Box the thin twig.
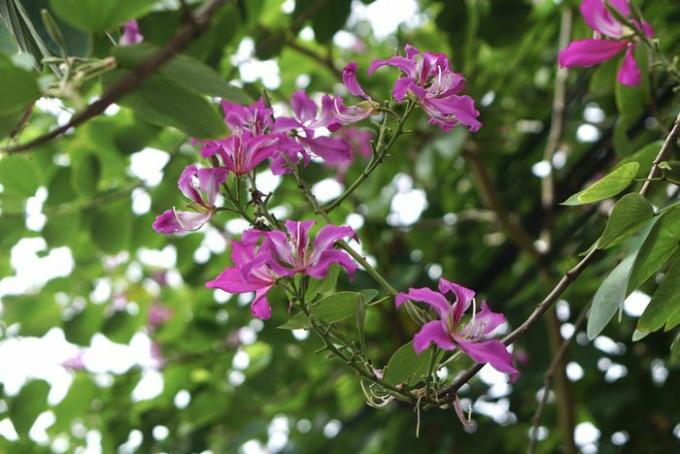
[437,112,680,399]
[1,0,228,154]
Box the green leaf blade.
[562,162,639,206]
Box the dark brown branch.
[1,0,228,154]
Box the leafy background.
[0,0,680,452]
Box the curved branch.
[1,0,228,155]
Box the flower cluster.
[206,221,356,319]
[397,278,518,380]
[559,0,653,86]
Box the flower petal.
[307,249,357,279]
[368,56,415,76]
[617,46,641,86]
[558,39,626,68]
[392,77,414,102]
[343,62,368,98]
[177,165,202,204]
[395,287,451,321]
[252,289,272,319]
[413,321,455,354]
[312,224,355,254]
[152,209,183,234]
[174,209,211,231]
[438,278,475,325]
[461,302,507,339]
[300,136,350,163]
[580,0,624,37]
[291,90,318,123]
[205,267,265,293]
[455,339,519,382]
[197,167,227,207]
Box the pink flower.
[206,231,278,319]
[206,221,357,319]
[558,0,653,86]
[271,91,351,173]
[199,132,278,176]
[220,98,274,135]
[326,128,373,180]
[120,20,143,45]
[396,278,518,381]
[263,220,357,279]
[331,63,380,126]
[152,165,227,234]
[368,45,482,132]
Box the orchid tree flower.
[271,91,351,174]
[120,20,143,45]
[332,63,380,126]
[558,0,653,86]
[368,44,482,132]
[326,127,374,181]
[220,98,274,135]
[263,220,357,279]
[206,231,277,319]
[152,165,226,234]
[199,132,278,176]
[396,277,518,381]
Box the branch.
[283,36,342,80]
[1,0,228,154]
[437,112,680,399]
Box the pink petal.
[617,46,641,86]
[368,56,415,77]
[395,288,451,321]
[461,302,507,339]
[174,209,211,231]
[413,321,455,354]
[205,267,265,293]
[438,278,475,325]
[307,249,357,280]
[291,90,318,123]
[252,289,272,319]
[580,0,624,37]
[177,165,202,205]
[455,339,519,382]
[301,136,350,163]
[558,39,626,68]
[120,20,143,45]
[152,209,183,234]
[392,77,414,102]
[342,62,368,98]
[312,224,355,254]
[197,167,227,207]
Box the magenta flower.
[148,302,172,329]
[332,63,380,126]
[368,45,482,132]
[120,20,143,45]
[220,98,274,135]
[199,132,278,176]
[207,221,357,319]
[206,231,278,319]
[264,220,357,279]
[396,278,518,381]
[558,0,653,86]
[152,165,227,234]
[271,91,350,173]
[326,127,373,180]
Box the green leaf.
[71,152,101,196]
[107,71,228,139]
[113,44,251,103]
[620,141,663,177]
[562,162,639,206]
[638,263,680,333]
[305,264,341,301]
[628,206,680,292]
[2,294,62,337]
[49,0,155,33]
[598,193,654,250]
[279,292,361,329]
[0,54,39,113]
[8,380,49,436]
[615,46,648,127]
[0,155,39,197]
[52,374,97,432]
[383,342,433,386]
[587,253,636,340]
[89,198,132,254]
[671,332,680,365]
